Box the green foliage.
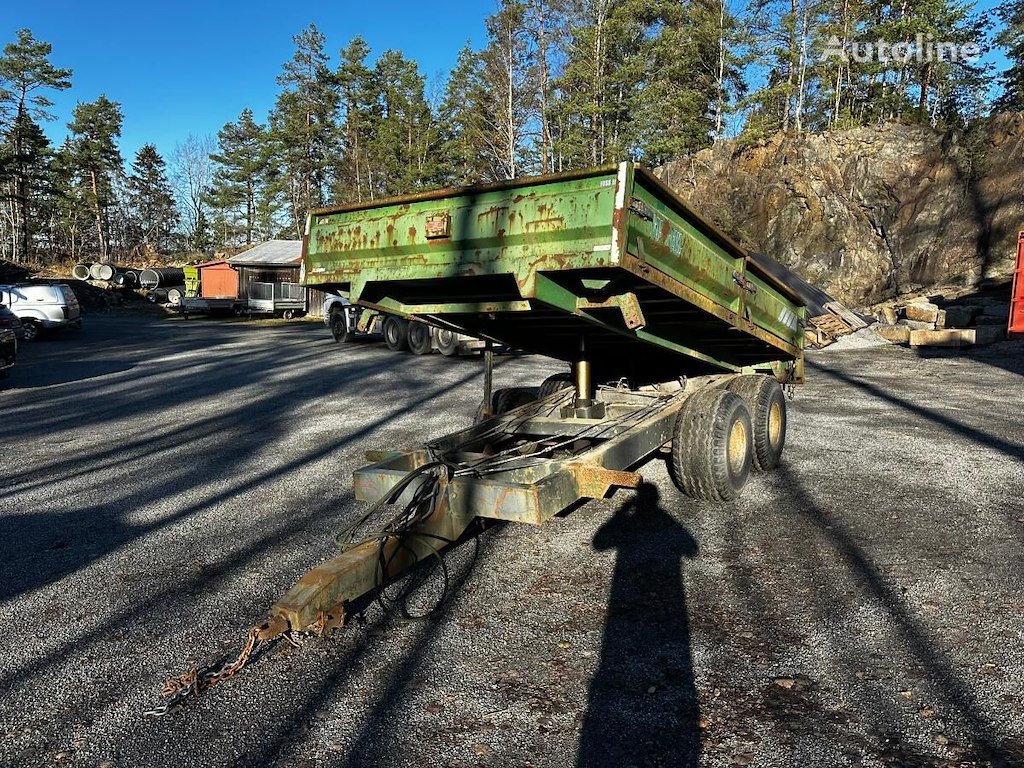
[128,144,176,253]
[333,36,375,202]
[367,51,444,196]
[742,0,989,135]
[269,24,339,235]
[0,28,71,261]
[439,43,495,184]
[208,109,275,245]
[67,95,123,257]
[0,28,73,125]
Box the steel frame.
[270,377,736,631]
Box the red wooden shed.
[197,261,239,299]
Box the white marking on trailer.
[593,244,612,251]
[777,308,799,331]
[610,162,628,264]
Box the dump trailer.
[147,162,806,715]
[323,294,485,356]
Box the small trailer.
[248,280,306,318]
[178,262,246,317]
[148,162,806,714]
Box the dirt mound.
[0,261,35,283]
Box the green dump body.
[302,162,805,384]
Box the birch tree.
[171,134,215,253]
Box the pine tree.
[742,0,827,136]
[0,113,53,259]
[128,144,177,254]
[270,24,339,235]
[440,44,495,184]
[364,50,443,197]
[208,108,271,245]
[0,28,72,262]
[554,0,619,166]
[334,36,375,202]
[635,0,741,163]
[67,95,122,258]
[553,0,653,166]
[48,139,89,259]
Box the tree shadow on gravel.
[777,464,1023,766]
[578,483,701,768]
[805,359,1024,463]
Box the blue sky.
[1,0,1010,164]
[3,0,489,161]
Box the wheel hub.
[768,400,782,446]
[727,419,748,475]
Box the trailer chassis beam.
[270,385,698,632]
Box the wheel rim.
[23,323,37,340]
[727,419,748,475]
[768,400,783,447]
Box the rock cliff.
[657,113,1024,308]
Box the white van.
[0,283,83,341]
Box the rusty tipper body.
[302,162,804,384]
[278,163,805,631]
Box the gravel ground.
[1,313,1022,768]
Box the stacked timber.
[872,296,1008,347]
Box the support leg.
[481,339,494,420]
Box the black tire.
[330,308,353,343]
[539,372,574,399]
[670,389,752,501]
[473,387,536,424]
[408,322,433,355]
[382,316,410,352]
[726,374,786,471]
[21,319,41,342]
[283,309,295,320]
[436,328,459,356]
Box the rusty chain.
[144,605,349,718]
[143,617,288,718]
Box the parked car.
[0,305,18,378]
[0,283,82,341]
